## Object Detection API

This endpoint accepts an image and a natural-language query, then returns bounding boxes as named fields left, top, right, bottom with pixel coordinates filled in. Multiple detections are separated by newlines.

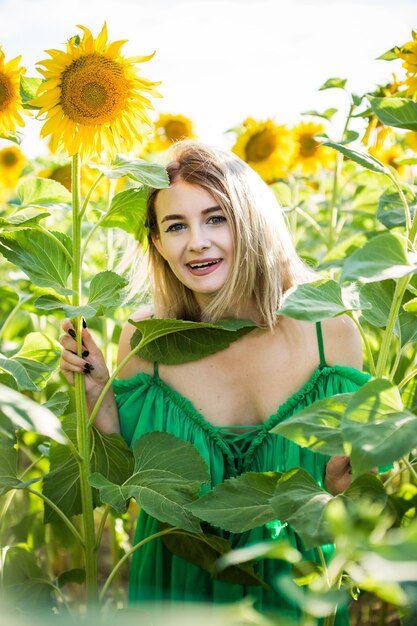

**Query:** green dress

left=113, top=322, right=370, bottom=623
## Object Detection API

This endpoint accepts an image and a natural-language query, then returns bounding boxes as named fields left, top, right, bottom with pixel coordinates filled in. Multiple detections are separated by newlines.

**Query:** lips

left=186, top=258, right=223, bottom=275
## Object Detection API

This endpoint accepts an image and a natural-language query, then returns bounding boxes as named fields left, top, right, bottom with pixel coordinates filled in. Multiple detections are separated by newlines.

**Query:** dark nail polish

left=82, top=350, right=89, bottom=358
left=68, top=329, right=76, bottom=338
left=83, top=363, right=94, bottom=373
left=82, top=317, right=87, bottom=328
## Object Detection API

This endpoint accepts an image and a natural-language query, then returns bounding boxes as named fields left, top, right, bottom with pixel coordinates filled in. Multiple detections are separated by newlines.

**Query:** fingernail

left=82, top=317, right=87, bottom=328
left=82, top=350, right=89, bottom=358
left=83, top=363, right=94, bottom=373
left=68, top=329, right=76, bottom=338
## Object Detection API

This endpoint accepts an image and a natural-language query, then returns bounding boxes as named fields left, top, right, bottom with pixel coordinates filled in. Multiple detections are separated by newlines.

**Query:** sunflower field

left=0, top=21, right=417, bottom=626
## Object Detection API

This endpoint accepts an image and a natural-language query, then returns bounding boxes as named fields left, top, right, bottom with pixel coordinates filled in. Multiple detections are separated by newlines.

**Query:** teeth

left=190, top=260, right=219, bottom=269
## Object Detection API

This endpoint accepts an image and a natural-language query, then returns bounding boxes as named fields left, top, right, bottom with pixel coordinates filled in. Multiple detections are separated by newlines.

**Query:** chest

left=158, top=325, right=319, bottom=427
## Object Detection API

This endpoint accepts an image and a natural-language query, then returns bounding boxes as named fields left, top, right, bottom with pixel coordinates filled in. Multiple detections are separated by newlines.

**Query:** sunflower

left=0, top=46, right=26, bottom=137
left=0, top=145, right=27, bottom=187
left=33, top=23, right=161, bottom=162
left=404, top=131, right=417, bottom=152
left=362, top=75, right=400, bottom=148
left=395, top=31, right=417, bottom=97
left=232, top=118, right=296, bottom=183
left=292, top=121, right=335, bottom=174
left=147, top=113, right=196, bottom=152
left=369, top=142, right=406, bottom=177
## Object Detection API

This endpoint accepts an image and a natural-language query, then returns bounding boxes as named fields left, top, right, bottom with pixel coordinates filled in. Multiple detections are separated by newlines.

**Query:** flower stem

left=72, top=154, right=98, bottom=604
left=350, top=312, right=376, bottom=376
left=376, top=276, right=410, bottom=378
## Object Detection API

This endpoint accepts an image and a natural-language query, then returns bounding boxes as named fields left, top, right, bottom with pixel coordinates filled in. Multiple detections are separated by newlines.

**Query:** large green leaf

left=161, top=527, right=267, bottom=587
left=42, top=391, right=70, bottom=417
left=270, top=394, right=350, bottom=455
left=130, top=318, right=257, bottom=364
left=368, top=96, right=417, bottom=132
left=341, top=232, right=417, bottom=283
left=96, top=154, right=169, bottom=188
left=0, top=384, right=66, bottom=443
left=100, top=186, right=148, bottom=239
left=0, top=208, right=51, bottom=227
left=89, top=432, right=209, bottom=532
left=10, top=332, right=61, bottom=390
left=17, top=177, right=71, bottom=206
left=1, top=544, right=52, bottom=608
left=377, top=187, right=417, bottom=229
left=278, top=279, right=362, bottom=321
left=0, top=230, right=73, bottom=295
left=87, top=271, right=129, bottom=316
left=270, top=468, right=333, bottom=549
left=43, top=416, right=134, bottom=522
left=186, top=472, right=280, bottom=533
left=0, top=354, right=39, bottom=391
left=342, top=379, right=417, bottom=476
left=323, top=141, right=391, bottom=175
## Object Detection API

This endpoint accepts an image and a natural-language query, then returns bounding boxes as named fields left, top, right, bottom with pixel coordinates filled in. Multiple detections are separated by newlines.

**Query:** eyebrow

left=160, top=206, right=222, bottom=223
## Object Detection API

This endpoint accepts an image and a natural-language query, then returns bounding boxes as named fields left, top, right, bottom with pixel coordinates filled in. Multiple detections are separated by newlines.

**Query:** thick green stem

left=72, top=154, right=98, bottom=604
left=376, top=276, right=410, bottom=378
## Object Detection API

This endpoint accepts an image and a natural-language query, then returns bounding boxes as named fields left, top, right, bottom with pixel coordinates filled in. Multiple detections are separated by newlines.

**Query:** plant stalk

left=375, top=275, right=410, bottom=378
left=72, top=154, right=98, bottom=604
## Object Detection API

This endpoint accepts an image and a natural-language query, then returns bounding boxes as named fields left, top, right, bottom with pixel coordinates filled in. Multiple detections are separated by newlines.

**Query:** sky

left=0, top=0, right=416, bottom=158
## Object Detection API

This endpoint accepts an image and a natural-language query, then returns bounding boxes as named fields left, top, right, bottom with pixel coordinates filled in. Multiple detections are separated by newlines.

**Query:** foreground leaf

left=278, top=279, right=361, bottom=321
left=130, top=318, right=257, bottom=364
left=17, top=177, right=71, bottom=206
left=10, top=332, right=61, bottom=390
left=96, top=154, right=169, bottom=188
left=101, top=186, right=148, bottom=239
left=323, top=141, right=391, bottom=176
left=369, top=96, right=417, bottom=132
left=87, top=271, right=129, bottom=315
left=89, top=432, right=209, bottom=532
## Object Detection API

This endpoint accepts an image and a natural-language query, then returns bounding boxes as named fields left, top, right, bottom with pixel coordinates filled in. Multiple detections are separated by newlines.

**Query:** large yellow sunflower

left=33, top=23, right=162, bottom=162
left=395, top=31, right=417, bottom=98
left=232, top=118, right=296, bottom=183
left=0, top=46, right=26, bottom=137
left=0, top=145, right=27, bottom=187
left=148, top=113, right=196, bottom=152
left=292, top=121, right=335, bottom=174
left=369, top=142, right=406, bottom=177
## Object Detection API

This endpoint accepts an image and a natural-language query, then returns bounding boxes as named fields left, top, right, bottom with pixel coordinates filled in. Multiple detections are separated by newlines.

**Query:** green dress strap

left=315, top=321, right=327, bottom=369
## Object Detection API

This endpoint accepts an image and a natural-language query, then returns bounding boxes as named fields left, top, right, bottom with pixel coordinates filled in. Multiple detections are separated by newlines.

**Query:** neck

left=196, top=294, right=262, bottom=325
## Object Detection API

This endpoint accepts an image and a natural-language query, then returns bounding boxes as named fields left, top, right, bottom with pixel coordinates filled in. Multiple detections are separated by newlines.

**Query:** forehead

left=155, top=181, right=217, bottom=217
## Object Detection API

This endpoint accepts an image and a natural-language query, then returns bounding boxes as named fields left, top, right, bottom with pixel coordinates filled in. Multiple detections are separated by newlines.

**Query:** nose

left=187, top=226, right=210, bottom=252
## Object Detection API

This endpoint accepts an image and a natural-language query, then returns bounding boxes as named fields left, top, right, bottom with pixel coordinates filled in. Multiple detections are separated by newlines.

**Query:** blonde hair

left=133, top=141, right=314, bottom=329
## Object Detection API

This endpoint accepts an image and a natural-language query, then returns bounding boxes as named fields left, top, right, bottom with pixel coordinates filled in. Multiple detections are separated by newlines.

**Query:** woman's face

left=152, top=180, right=234, bottom=308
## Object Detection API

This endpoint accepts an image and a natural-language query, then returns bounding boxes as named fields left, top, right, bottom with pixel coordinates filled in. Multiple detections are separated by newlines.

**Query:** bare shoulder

left=117, top=305, right=154, bottom=379
left=321, top=314, right=363, bottom=370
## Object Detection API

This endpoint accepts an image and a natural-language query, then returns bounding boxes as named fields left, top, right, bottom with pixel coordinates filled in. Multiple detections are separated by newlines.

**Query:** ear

left=151, top=233, right=166, bottom=260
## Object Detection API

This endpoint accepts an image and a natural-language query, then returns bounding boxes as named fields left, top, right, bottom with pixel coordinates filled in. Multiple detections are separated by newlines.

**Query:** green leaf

left=0, top=384, right=66, bottom=443
left=20, top=76, right=43, bottom=108
left=377, top=187, right=417, bottom=229
left=87, top=271, right=129, bottom=316
left=42, top=391, right=70, bottom=417
left=43, top=416, right=134, bottom=522
left=2, top=544, right=52, bottom=608
left=10, top=332, right=61, bottom=390
left=276, top=574, right=347, bottom=617
left=343, top=378, right=417, bottom=476
left=376, top=48, right=399, bottom=61
left=161, top=528, right=267, bottom=587
left=215, top=539, right=301, bottom=573
left=0, top=131, right=23, bottom=144
left=341, top=130, right=360, bottom=145
left=404, top=297, right=417, bottom=314
left=343, top=472, right=387, bottom=506
left=271, top=468, right=333, bottom=549
left=96, top=154, right=169, bottom=188
left=130, top=318, right=257, bottom=365
left=0, top=208, right=51, bottom=227
left=270, top=394, right=350, bottom=455
left=369, top=96, right=417, bottom=132
left=56, top=568, right=85, bottom=587
left=33, top=294, right=66, bottom=311
left=301, top=108, right=338, bottom=120
left=323, top=141, right=391, bottom=175
left=341, top=232, right=417, bottom=283
left=0, top=230, right=73, bottom=295
left=0, top=354, right=39, bottom=391
left=101, top=186, right=148, bottom=239
left=17, top=177, right=71, bottom=206
left=319, top=77, right=347, bottom=90
left=278, top=279, right=361, bottom=321
left=89, top=432, right=209, bottom=532
left=186, top=472, right=280, bottom=533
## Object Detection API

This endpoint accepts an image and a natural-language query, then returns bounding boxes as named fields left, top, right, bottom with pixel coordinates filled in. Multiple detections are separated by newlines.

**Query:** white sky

left=0, top=0, right=416, bottom=157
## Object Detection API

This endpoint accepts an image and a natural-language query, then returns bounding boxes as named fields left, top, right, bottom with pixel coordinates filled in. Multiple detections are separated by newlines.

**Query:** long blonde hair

left=134, top=141, right=314, bottom=328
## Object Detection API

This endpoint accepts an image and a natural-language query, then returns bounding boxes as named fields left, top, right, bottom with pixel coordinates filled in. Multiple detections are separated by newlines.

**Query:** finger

left=61, top=350, right=93, bottom=374
left=59, top=334, right=88, bottom=355
left=61, top=368, right=75, bottom=386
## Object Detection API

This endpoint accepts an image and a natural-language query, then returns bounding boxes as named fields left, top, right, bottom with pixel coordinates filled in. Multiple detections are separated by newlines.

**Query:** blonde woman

left=60, top=142, right=367, bottom=623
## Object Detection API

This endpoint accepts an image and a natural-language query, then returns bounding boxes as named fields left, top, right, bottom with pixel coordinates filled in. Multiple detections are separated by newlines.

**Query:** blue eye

left=208, top=215, right=226, bottom=224
left=165, top=223, right=185, bottom=233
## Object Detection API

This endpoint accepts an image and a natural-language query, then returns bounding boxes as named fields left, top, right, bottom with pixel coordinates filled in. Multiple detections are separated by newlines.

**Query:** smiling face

left=152, top=180, right=234, bottom=309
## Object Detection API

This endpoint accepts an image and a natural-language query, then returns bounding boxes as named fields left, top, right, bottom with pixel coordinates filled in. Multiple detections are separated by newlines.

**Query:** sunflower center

left=0, top=150, right=18, bottom=167
left=60, top=54, right=130, bottom=125
left=0, top=72, right=12, bottom=111
left=245, top=129, right=277, bottom=162
left=164, top=120, right=188, bottom=142
left=299, top=135, right=319, bottom=157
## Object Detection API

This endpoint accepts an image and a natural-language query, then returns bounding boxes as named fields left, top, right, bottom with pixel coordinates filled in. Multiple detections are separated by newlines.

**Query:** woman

left=60, top=142, right=368, bottom=622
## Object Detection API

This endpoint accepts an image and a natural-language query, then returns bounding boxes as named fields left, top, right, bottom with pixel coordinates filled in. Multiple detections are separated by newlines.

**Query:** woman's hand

left=324, top=455, right=352, bottom=496
left=59, top=319, right=110, bottom=394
